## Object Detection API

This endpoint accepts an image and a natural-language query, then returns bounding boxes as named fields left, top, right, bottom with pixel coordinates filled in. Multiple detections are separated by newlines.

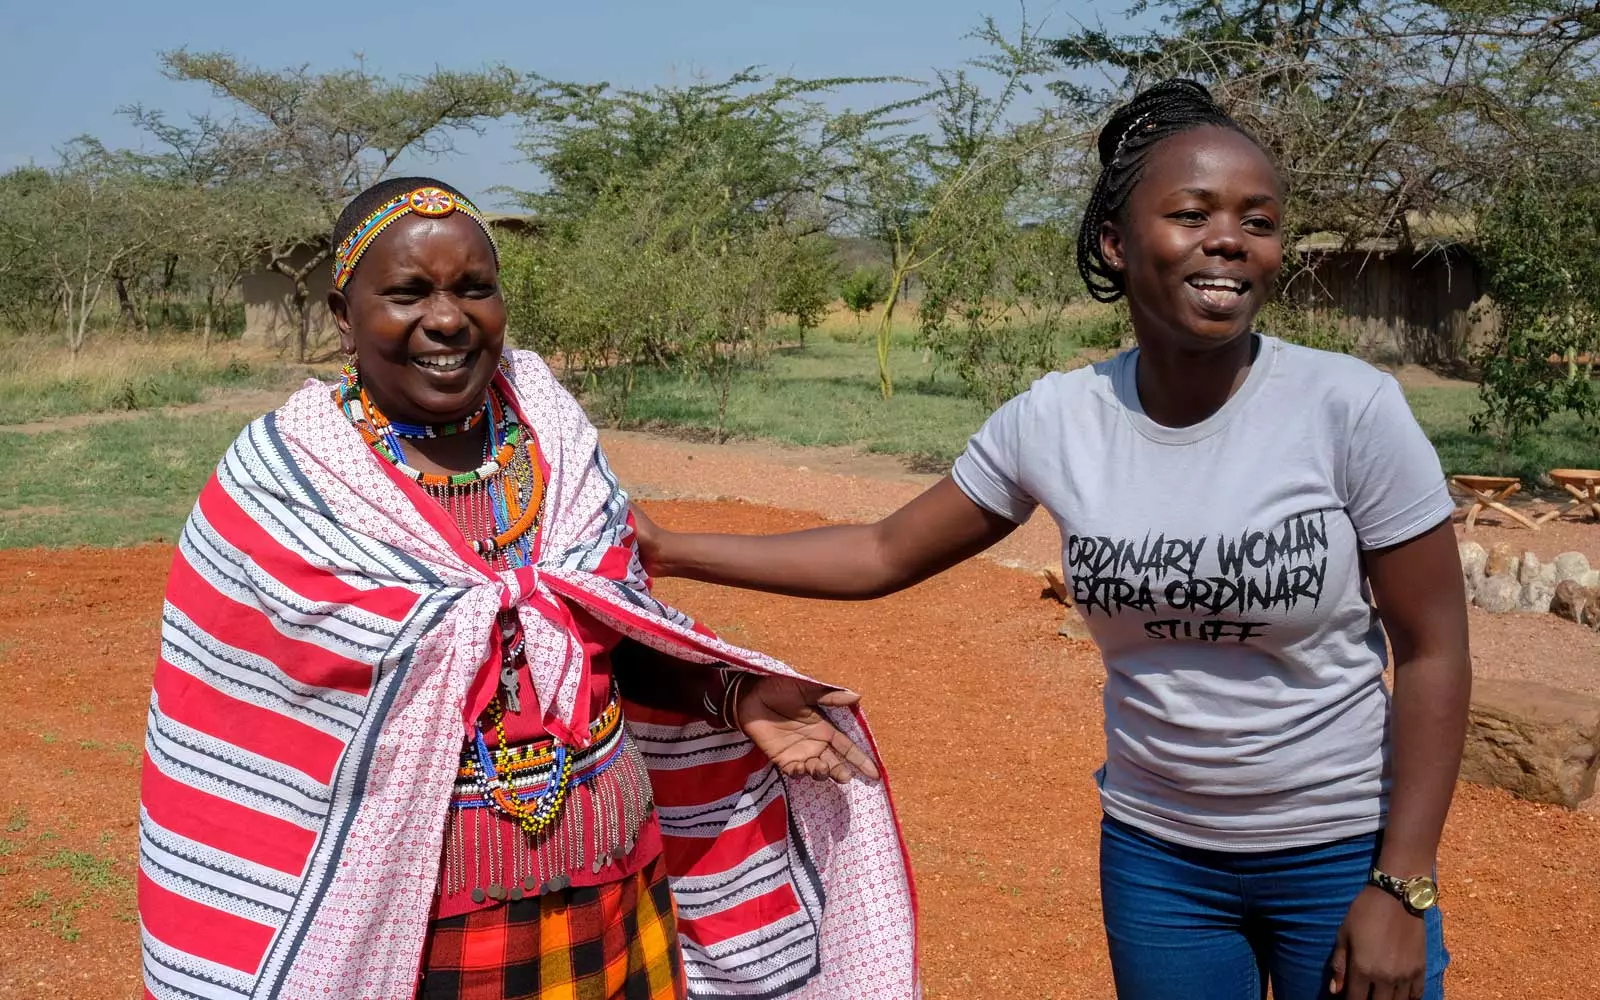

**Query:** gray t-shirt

left=952, top=335, right=1454, bottom=851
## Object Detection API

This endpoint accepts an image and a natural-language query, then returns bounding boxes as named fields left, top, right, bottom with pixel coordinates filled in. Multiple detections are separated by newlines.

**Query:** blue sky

left=1, top=0, right=1146, bottom=207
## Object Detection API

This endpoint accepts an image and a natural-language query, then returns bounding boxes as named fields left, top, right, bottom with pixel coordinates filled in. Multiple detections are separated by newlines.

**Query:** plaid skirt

left=417, top=854, right=685, bottom=1000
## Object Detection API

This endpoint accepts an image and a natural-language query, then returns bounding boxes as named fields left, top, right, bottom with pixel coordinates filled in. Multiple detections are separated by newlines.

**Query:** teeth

left=1190, top=278, right=1244, bottom=292
left=415, top=353, right=468, bottom=371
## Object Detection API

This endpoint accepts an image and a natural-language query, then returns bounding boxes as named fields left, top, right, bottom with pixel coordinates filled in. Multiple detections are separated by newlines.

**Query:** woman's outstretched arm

left=632, top=476, right=1021, bottom=600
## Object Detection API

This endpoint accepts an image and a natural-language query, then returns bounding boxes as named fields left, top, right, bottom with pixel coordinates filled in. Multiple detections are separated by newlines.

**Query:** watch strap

left=1368, top=867, right=1405, bottom=897
left=1368, top=867, right=1436, bottom=914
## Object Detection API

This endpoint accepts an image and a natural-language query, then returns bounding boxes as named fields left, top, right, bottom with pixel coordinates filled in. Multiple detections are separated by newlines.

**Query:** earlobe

left=1099, top=221, right=1126, bottom=271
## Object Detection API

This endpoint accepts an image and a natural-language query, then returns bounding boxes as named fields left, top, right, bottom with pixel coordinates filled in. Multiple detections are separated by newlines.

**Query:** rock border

left=1461, top=541, right=1600, bottom=626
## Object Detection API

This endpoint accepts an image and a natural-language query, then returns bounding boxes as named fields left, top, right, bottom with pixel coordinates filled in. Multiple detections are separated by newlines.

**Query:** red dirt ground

left=0, top=501, right=1596, bottom=998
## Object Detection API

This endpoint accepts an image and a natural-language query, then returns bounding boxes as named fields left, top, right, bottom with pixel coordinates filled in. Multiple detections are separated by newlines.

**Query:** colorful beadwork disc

left=410, top=188, right=456, bottom=217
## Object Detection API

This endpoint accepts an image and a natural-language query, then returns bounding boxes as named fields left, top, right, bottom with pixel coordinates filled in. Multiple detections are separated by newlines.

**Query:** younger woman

left=632, top=80, right=1471, bottom=1000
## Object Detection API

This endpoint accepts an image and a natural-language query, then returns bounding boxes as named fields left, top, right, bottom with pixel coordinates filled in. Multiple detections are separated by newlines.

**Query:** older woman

left=136, top=177, right=917, bottom=1000
left=633, top=81, right=1471, bottom=1000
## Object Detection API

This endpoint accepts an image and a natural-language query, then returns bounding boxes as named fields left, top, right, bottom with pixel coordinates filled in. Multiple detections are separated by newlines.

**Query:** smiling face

left=328, top=211, right=505, bottom=425
left=1099, top=125, right=1283, bottom=354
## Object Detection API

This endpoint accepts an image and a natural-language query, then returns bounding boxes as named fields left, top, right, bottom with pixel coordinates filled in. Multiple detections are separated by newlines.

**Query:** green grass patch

left=37, top=849, right=130, bottom=894
left=43, top=896, right=84, bottom=942
left=612, top=338, right=992, bottom=466
left=6, top=848, right=134, bottom=943
left=0, top=339, right=1594, bottom=551
left=0, top=410, right=252, bottom=547
left=15, top=887, right=82, bottom=941
left=1404, top=384, right=1600, bottom=481
left=615, top=338, right=1597, bottom=478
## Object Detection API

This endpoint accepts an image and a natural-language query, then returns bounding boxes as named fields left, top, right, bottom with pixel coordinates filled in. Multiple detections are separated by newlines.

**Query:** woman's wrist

left=699, top=668, right=751, bottom=730
left=649, top=528, right=692, bottom=580
left=1376, top=843, right=1438, bottom=878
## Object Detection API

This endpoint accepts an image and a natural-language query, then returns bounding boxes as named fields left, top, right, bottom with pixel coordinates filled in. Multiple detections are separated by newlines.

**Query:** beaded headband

left=331, top=186, right=500, bottom=291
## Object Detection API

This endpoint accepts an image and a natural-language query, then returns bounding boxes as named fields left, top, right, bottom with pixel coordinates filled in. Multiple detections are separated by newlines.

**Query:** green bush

left=1070, top=309, right=1129, bottom=351
left=840, top=267, right=889, bottom=325
left=1257, top=302, right=1357, bottom=355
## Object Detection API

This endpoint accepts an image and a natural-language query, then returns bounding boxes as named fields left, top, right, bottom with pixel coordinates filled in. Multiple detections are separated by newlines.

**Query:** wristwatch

left=1368, top=867, right=1439, bottom=915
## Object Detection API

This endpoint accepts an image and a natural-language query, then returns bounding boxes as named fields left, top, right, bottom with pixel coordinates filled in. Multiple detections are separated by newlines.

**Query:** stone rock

left=1474, top=574, right=1522, bottom=613
left=1521, top=576, right=1557, bottom=613
left=1553, top=551, right=1593, bottom=585
left=1588, top=591, right=1600, bottom=632
left=1584, top=570, right=1600, bottom=590
left=1461, top=679, right=1600, bottom=809
left=1484, top=542, right=1519, bottom=579
left=1518, top=551, right=1543, bottom=586
left=1458, top=541, right=1488, bottom=581
left=1551, top=581, right=1592, bottom=625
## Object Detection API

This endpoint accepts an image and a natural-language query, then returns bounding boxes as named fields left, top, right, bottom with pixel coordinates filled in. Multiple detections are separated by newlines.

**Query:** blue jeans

left=1100, top=815, right=1448, bottom=1000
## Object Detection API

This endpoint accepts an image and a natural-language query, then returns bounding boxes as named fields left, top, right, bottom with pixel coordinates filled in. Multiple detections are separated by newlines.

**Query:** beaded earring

left=338, top=355, right=359, bottom=399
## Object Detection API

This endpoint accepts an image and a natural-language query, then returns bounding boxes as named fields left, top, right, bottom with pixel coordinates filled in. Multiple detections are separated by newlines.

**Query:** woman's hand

left=734, top=676, right=880, bottom=784
left=1329, top=887, right=1427, bottom=999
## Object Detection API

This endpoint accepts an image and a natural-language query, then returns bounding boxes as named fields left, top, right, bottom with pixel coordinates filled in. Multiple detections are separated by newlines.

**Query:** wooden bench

left=1537, top=469, right=1600, bottom=525
left=1450, top=475, right=1540, bottom=531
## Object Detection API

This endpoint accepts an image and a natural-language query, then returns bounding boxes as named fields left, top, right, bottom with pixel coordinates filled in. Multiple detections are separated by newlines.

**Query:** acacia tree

left=918, top=207, right=1080, bottom=406
left=21, top=142, right=164, bottom=360
left=120, top=109, right=310, bottom=349
left=1048, top=0, right=1600, bottom=245
left=773, top=234, right=839, bottom=345
left=508, top=69, right=901, bottom=424
left=1052, top=0, right=1600, bottom=457
left=503, top=142, right=800, bottom=437
left=185, top=182, right=302, bottom=350
left=0, top=167, right=60, bottom=335
left=1472, top=167, right=1600, bottom=456
left=835, top=15, right=1072, bottom=397
left=521, top=70, right=879, bottom=224
left=154, top=50, right=529, bottom=359
left=501, top=163, right=686, bottom=420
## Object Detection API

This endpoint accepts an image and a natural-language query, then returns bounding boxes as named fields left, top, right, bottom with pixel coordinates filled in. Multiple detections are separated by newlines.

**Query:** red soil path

left=0, top=502, right=1594, bottom=998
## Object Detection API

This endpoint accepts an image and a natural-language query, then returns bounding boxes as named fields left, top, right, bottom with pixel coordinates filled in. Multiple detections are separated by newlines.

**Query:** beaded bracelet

left=700, top=668, right=750, bottom=731
left=722, top=671, right=750, bottom=731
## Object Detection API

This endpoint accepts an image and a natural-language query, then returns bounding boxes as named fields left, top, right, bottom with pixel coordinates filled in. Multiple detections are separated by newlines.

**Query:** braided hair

left=1075, top=80, right=1269, bottom=303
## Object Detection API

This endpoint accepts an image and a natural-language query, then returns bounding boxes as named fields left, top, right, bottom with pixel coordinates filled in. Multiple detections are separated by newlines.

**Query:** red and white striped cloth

left=138, top=350, right=919, bottom=1000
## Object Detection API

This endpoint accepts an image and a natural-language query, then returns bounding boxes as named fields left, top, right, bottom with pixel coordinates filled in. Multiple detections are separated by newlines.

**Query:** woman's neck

left=402, top=429, right=493, bottom=477
left=360, top=386, right=495, bottom=477
left=1133, top=332, right=1257, bottom=428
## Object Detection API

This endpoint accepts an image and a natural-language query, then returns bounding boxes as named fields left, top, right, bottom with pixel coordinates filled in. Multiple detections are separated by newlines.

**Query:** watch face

left=1405, top=878, right=1438, bottom=910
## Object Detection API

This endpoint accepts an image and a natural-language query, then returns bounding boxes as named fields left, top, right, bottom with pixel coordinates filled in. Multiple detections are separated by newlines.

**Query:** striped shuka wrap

left=137, top=349, right=920, bottom=1000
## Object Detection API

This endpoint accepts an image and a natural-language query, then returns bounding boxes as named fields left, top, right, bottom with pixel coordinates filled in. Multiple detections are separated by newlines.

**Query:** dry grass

left=0, top=339, right=311, bottom=424
left=811, top=298, right=1120, bottom=343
